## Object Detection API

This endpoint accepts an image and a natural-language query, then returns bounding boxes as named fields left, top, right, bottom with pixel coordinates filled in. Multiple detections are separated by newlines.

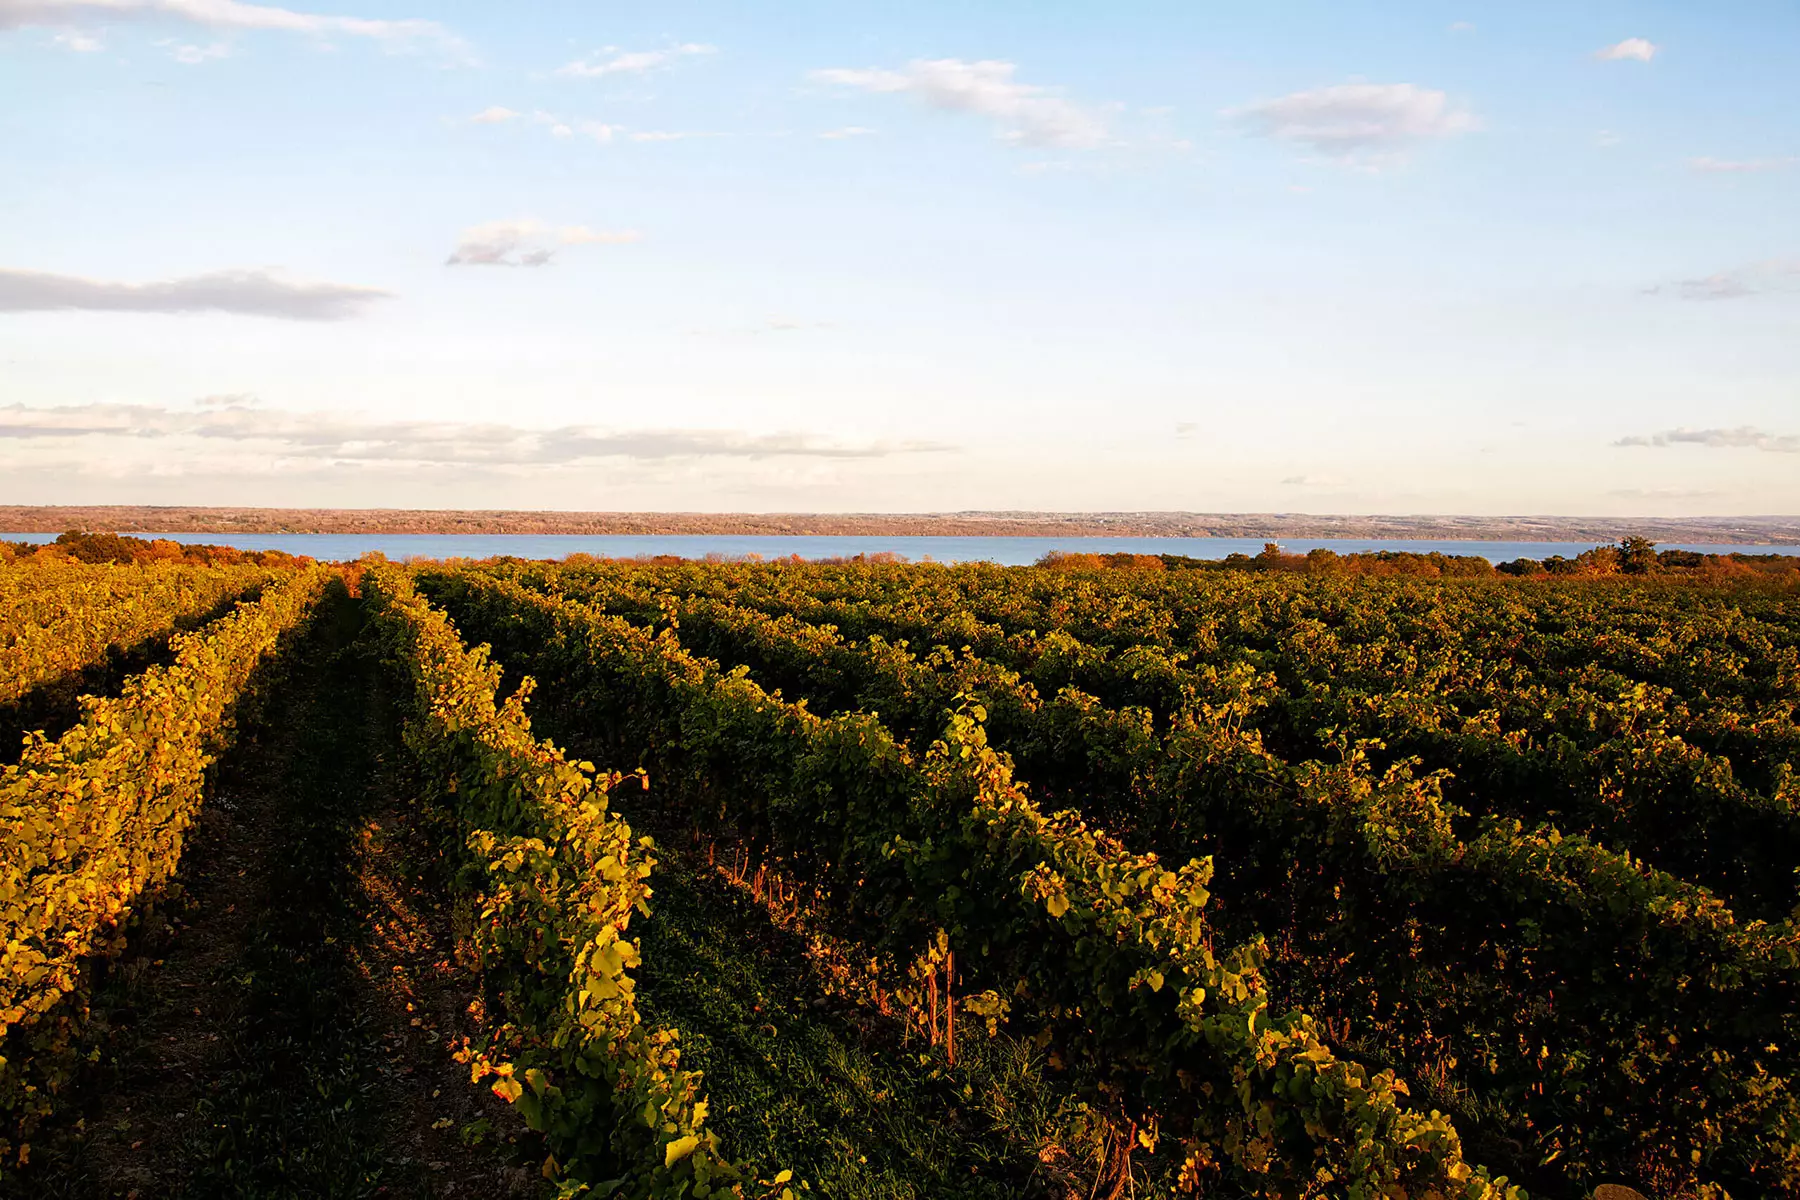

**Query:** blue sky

left=1, top=0, right=1796, bottom=513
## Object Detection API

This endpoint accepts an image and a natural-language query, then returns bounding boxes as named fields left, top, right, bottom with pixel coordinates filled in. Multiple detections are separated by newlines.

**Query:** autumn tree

left=1619, top=536, right=1658, bottom=575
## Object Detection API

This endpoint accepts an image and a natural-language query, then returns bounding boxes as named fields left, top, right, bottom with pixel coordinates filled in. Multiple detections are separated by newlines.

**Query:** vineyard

left=3, top=548, right=1797, bottom=1199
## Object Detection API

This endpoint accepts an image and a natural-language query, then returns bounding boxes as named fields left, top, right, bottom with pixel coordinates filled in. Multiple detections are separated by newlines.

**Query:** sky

left=1, top=0, right=1796, bottom=515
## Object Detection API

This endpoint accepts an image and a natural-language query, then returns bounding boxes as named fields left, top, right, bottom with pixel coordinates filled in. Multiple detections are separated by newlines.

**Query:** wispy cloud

left=444, top=219, right=640, bottom=267
left=811, top=59, right=1111, bottom=149
left=557, top=42, right=715, bottom=78
left=50, top=27, right=99, bottom=49
left=0, top=400, right=954, bottom=467
left=479, top=110, right=671, bottom=145
left=627, top=130, right=721, bottom=142
left=687, top=318, right=835, bottom=337
left=1229, top=83, right=1476, bottom=162
left=1688, top=156, right=1796, bottom=174
left=1596, top=37, right=1657, bottom=62
left=1609, top=487, right=1725, bottom=500
left=1615, top=427, right=1800, bottom=453
left=574, top=119, right=623, bottom=141
left=0, top=266, right=389, bottom=319
left=819, top=126, right=875, bottom=140
left=1644, top=260, right=1800, bottom=300
left=157, top=36, right=229, bottom=62
left=556, top=225, right=641, bottom=247
left=0, top=0, right=459, bottom=52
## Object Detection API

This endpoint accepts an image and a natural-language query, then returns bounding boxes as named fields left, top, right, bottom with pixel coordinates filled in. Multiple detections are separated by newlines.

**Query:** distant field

left=5, top=545, right=1797, bottom=1198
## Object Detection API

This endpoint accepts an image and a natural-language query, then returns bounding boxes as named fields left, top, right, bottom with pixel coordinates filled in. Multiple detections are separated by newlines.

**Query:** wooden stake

left=928, top=968, right=939, bottom=1047
left=945, top=950, right=956, bottom=1065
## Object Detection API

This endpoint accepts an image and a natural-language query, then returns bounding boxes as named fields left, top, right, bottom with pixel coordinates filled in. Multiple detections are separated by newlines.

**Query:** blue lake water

left=7, top=531, right=1800, bottom=565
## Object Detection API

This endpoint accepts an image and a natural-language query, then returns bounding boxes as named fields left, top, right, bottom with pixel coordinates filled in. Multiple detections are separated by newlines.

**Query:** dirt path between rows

left=18, top=589, right=541, bottom=1200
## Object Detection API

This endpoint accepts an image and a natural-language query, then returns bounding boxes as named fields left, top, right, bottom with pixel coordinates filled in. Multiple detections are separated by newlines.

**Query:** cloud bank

left=1615, top=427, right=1800, bottom=453
left=0, top=401, right=955, bottom=467
left=811, top=59, right=1110, bottom=149
left=0, top=266, right=390, bottom=319
left=1231, top=83, right=1477, bottom=160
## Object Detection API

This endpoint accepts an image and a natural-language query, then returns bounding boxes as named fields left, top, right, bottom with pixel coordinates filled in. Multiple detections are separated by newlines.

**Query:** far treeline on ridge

left=2, top=505, right=1799, bottom=543
left=1043, top=537, right=1800, bottom=579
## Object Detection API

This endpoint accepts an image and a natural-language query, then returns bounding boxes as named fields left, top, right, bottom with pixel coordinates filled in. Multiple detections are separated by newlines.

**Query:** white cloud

left=557, top=42, right=715, bottom=79
left=1645, top=260, right=1800, bottom=300
left=0, top=400, right=952, bottom=467
left=819, top=126, right=875, bottom=139
left=51, top=27, right=99, bottom=48
left=1615, top=427, right=1800, bottom=453
left=0, top=266, right=389, bottom=319
left=0, top=0, right=458, bottom=51
left=469, top=105, right=520, bottom=123
left=1448, top=21, right=1475, bottom=33
left=444, top=218, right=640, bottom=267
left=1230, top=83, right=1476, bottom=162
left=1688, top=156, right=1796, bottom=173
left=1596, top=38, right=1657, bottom=62
left=811, top=58, right=1111, bottom=149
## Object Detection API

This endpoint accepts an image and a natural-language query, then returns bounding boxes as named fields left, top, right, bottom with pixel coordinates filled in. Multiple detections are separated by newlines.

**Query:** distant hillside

left=3, top=506, right=1798, bottom=543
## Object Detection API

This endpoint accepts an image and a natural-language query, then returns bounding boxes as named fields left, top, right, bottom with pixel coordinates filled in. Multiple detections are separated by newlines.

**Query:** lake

left=8, top=532, right=1800, bottom=565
